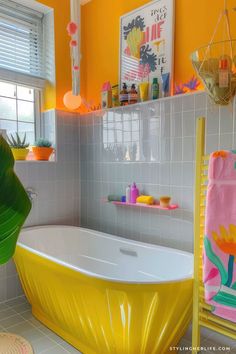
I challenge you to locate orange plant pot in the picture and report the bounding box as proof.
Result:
[32,147,54,161]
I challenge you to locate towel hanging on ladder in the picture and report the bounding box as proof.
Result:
[204,150,236,323]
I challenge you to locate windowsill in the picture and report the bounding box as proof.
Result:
[15,160,56,164]
[13,150,57,163]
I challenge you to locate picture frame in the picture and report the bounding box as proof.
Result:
[119,0,175,97]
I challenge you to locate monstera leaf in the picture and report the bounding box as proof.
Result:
[0,136,31,264]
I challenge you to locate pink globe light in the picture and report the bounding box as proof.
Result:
[70,39,78,47]
[66,22,78,36]
[63,91,82,110]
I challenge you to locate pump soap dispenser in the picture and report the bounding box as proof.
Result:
[130,182,139,204]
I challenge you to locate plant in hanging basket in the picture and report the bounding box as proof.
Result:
[191,7,236,105]
[191,42,236,105]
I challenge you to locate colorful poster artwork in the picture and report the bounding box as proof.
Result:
[120,0,174,95]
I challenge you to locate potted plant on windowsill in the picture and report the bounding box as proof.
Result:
[32,138,54,161]
[6,133,30,161]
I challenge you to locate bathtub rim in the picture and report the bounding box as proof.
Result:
[17,225,193,285]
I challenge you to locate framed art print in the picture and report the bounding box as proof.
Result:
[120,0,175,95]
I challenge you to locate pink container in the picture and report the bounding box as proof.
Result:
[130,182,139,203]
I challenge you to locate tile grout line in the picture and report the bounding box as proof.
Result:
[15,310,74,354]
[0,301,74,354]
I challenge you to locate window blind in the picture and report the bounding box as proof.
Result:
[0,0,44,79]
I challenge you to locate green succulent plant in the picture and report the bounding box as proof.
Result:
[7,133,29,149]
[35,138,52,148]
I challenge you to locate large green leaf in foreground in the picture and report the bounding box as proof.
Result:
[0,136,31,264]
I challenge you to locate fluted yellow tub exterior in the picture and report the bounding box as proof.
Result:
[14,226,193,354]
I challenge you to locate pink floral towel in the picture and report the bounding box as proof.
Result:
[204,150,236,323]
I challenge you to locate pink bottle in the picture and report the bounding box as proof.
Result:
[130,182,139,204]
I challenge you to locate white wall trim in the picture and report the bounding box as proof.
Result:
[0,68,46,89]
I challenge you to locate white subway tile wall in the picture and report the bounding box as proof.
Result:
[1,92,236,303]
[0,110,80,302]
[80,92,236,255]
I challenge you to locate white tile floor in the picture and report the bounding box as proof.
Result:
[179,325,236,353]
[0,295,235,353]
[0,296,81,353]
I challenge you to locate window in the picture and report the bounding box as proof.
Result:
[0,81,40,145]
[0,0,56,146]
[0,0,44,78]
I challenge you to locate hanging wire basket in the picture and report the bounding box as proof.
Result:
[191,5,236,105]
[191,40,236,105]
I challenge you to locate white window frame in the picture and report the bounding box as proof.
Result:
[0,79,42,143]
[0,67,46,90]
[34,88,42,140]
[0,0,56,145]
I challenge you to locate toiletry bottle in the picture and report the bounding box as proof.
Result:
[112,84,120,107]
[139,82,149,102]
[130,182,139,204]
[161,73,170,97]
[120,83,129,106]
[101,81,112,109]
[129,84,138,104]
[219,58,229,88]
[126,185,131,203]
[151,78,159,100]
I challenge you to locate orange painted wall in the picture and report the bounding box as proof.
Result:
[81,0,236,105]
[38,0,71,110]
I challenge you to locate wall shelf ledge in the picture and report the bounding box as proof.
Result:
[109,201,179,211]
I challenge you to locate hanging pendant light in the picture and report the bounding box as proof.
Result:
[63,90,82,110]
[63,0,82,110]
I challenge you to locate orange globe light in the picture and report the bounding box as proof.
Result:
[63,91,82,110]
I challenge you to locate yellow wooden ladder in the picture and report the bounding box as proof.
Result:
[192,117,236,354]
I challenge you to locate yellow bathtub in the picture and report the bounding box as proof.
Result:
[14,226,193,354]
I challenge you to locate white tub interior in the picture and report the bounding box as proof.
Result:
[18,226,193,284]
